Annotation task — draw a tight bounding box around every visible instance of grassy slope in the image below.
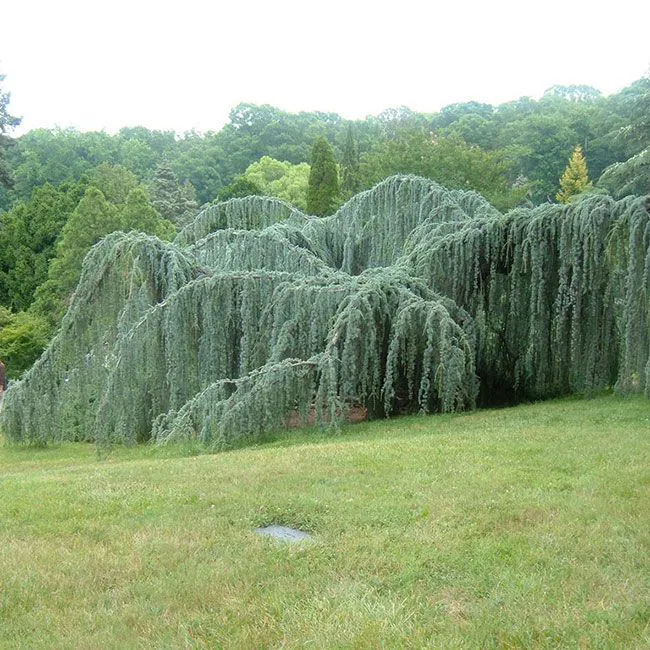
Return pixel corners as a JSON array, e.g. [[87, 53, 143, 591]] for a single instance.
[[0, 395, 648, 649]]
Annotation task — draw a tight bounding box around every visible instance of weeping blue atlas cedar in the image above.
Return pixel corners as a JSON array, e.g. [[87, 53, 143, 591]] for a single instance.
[[2, 176, 648, 449]]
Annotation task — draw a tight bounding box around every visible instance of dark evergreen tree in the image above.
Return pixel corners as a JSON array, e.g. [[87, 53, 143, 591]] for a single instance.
[[341, 124, 361, 198], [0, 183, 81, 311], [41, 187, 122, 307], [119, 186, 175, 240], [32, 183, 173, 325], [307, 136, 339, 216], [150, 161, 198, 227]]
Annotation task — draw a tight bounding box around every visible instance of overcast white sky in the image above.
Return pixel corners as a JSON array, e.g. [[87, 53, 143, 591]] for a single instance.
[[2, 0, 648, 135]]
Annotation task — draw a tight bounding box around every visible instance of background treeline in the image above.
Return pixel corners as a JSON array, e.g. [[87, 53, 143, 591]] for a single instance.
[[0, 76, 648, 377], [2, 78, 649, 212]]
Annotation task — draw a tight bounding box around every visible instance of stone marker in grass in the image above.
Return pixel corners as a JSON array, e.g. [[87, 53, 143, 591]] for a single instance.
[[255, 525, 313, 543]]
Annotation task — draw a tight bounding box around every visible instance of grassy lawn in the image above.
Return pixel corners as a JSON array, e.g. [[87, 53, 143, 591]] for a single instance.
[[1, 394, 649, 648]]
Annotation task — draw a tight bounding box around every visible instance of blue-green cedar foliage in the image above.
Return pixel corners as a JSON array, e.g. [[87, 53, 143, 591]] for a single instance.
[[2, 177, 648, 450]]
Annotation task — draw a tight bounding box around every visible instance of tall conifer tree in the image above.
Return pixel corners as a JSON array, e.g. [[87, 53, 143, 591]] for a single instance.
[[307, 137, 339, 216], [150, 161, 198, 226], [556, 146, 591, 203], [341, 124, 361, 198]]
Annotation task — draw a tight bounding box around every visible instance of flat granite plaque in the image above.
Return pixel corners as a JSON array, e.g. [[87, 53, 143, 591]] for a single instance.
[[255, 525, 313, 542]]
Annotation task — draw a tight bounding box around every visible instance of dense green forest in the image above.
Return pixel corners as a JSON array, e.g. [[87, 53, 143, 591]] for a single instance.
[[0, 74, 648, 381]]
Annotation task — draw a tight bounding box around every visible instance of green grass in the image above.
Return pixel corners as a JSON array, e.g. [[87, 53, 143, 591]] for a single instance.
[[1, 394, 649, 648]]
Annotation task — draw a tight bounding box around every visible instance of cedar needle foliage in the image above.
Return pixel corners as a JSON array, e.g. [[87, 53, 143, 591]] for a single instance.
[[1, 177, 648, 449]]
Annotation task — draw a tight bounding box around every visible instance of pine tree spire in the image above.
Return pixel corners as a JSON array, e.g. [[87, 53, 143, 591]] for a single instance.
[[556, 145, 592, 203], [341, 124, 361, 198], [307, 137, 339, 216]]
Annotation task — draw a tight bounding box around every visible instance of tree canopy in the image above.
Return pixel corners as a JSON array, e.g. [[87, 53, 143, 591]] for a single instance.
[[0, 182, 82, 311], [360, 130, 529, 211], [0, 74, 21, 191], [31, 174, 175, 325], [241, 156, 311, 210], [2, 75, 648, 214]]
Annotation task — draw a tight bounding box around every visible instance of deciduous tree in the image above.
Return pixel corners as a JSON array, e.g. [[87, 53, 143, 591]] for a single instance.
[[0, 74, 21, 190], [242, 156, 310, 210], [361, 130, 527, 211], [0, 307, 50, 380], [216, 176, 263, 202]]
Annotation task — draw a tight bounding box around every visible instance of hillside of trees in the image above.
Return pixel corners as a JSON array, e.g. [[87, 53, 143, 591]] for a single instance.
[[0, 74, 648, 381]]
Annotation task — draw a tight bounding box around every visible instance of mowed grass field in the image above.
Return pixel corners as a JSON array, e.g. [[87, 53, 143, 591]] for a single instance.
[[0, 394, 648, 649]]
